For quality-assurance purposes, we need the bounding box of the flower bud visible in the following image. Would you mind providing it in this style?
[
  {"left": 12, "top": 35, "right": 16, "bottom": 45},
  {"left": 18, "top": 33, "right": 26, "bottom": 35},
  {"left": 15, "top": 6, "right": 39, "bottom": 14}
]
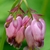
[
  {"left": 4, "top": 14, "right": 13, "bottom": 28},
  {"left": 31, "top": 17, "right": 45, "bottom": 47},
  {"left": 22, "top": 16, "right": 30, "bottom": 26},
  {"left": 6, "top": 21, "right": 15, "bottom": 38}
]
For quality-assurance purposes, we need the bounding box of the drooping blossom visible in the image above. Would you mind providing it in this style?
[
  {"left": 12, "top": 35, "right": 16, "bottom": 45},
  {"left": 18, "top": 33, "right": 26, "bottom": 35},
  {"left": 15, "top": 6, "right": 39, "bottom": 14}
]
[
  {"left": 5, "top": 14, "right": 31, "bottom": 48},
  {"left": 31, "top": 14, "right": 45, "bottom": 47},
  {"left": 4, "top": 0, "right": 46, "bottom": 50},
  {"left": 5, "top": 13, "right": 45, "bottom": 50},
  {"left": 24, "top": 14, "right": 45, "bottom": 49}
]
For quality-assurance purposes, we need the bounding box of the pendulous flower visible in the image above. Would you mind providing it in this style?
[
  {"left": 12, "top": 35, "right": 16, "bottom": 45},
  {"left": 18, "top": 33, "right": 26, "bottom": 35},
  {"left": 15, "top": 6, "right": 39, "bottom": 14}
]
[
  {"left": 5, "top": 14, "right": 31, "bottom": 48},
  {"left": 24, "top": 14, "right": 45, "bottom": 49},
  {"left": 4, "top": 0, "right": 46, "bottom": 50},
  {"left": 31, "top": 14, "right": 45, "bottom": 47}
]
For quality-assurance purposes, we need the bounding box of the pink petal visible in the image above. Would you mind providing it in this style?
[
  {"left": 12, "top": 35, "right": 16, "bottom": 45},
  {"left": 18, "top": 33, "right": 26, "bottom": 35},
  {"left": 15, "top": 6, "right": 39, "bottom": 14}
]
[
  {"left": 26, "top": 19, "right": 32, "bottom": 27},
  {"left": 15, "top": 26, "right": 24, "bottom": 43},
  {"left": 16, "top": 16, "right": 22, "bottom": 31},
  {"left": 32, "top": 14, "right": 40, "bottom": 20},
  {"left": 22, "top": 16, "right": 30, "bottom": 26},
  {"left": 6, "top": 14, "right": 13, "bottom": 23},
  {"left": 6, "top": 21, "right": 15, "bottom": 38},
  {"left": 31, "top": 19, "right": 45, "bottom": 47},
  {"left": 31, "top": 19, "right": 42, "bottom": 41},
  {"left": 25, "top": 25, "right": 34, "bottom": 47},
  {"left": 13, "top": 19, "right": 18, "bottom": 28},
  {"left": 39, "top": 18, "right": 46, "bottom": 39}
]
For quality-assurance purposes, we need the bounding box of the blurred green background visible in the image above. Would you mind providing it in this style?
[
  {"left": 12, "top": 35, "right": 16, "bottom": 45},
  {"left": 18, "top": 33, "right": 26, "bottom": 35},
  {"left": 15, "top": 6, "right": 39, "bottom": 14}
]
[{"left": 0, "top": 0, "right": 50, "bottom": 50}]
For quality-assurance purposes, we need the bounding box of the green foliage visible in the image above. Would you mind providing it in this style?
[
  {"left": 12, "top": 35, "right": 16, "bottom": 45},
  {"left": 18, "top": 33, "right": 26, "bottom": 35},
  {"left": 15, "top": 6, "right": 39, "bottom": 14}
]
[{"left": 0, "top": 0, "right": 50, "bottom": 50}]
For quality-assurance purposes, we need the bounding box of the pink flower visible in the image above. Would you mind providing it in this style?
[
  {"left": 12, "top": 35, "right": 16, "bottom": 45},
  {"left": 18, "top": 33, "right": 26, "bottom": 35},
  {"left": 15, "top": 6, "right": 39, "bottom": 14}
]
[
  {"left": 6, "top": 21, "right": 15, "bottom": 38},
  {"left": 5, "top": 16, "right": 22, "bottom": 38},
  {"left": 5, "top": 15, "right": 24, "bottom": 47},
  {"left": 25, "top": 14, "right": 45, "bottom": 48},
  {"left": 5, "top": 15, "right": 31, "bottom": 48},
  {"left": 31, "top": 16, "right": 45, "bottom": 47},
  {"left": 5, "top": 13, "right": 46, "bottom": 49}
]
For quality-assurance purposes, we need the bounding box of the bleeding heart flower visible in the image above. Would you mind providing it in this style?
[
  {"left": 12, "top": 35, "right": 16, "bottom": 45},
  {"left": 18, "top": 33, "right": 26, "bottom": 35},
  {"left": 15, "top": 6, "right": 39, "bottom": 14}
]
[
  {"left": 31, "top": 15, "right": 45, "bottom": 47},
  {"left": 5, "top": 13, "right": 46, "bottom": 49},
  {"left": 4, "top": 1, "right": 46, "bottom": 50},
  {"left": 5, "top": 16, "right": 22, "bottom": 38},
  {"left": 6, "top": 21, "right": 15, "bottom": 38},
  {"left": 5, "top": 14, "right": 32, "bottom": 48},
  {"left": 5, "top": 15, "right": 24, "bottom": 47}
]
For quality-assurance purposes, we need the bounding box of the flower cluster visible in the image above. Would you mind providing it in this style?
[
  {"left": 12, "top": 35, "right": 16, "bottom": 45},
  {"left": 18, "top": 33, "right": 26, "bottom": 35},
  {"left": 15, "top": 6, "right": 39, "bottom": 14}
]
[{"left": 5, "top": 12, "right": 45, "bottom": 50}]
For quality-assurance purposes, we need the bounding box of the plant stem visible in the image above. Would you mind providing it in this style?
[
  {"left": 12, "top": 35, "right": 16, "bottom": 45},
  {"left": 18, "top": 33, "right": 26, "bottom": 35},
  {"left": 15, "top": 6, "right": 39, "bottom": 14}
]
[
  {"left": 9, "top": 0, "right": 20, "bottom": 14},
  {"left": 0, "top": 28, "right": 6, "bottom": 50},
  {"left": 23, "top": 0, "right": 32, "bottom": 18},
  {"left": 11, "top": 0, "right": 19, "bottom": 10},
  {"left": 11, "top": 0, "right": 23, "bottom": 13},
  {"left": 20, "top": 0, "right": 23, "bottom": 5}
]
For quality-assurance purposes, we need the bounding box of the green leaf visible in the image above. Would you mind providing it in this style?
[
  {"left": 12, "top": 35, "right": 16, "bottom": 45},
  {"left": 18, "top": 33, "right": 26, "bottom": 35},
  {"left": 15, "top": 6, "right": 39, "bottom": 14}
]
[{"left": 0, "top": 28, "right": 6, "bottom": 50}]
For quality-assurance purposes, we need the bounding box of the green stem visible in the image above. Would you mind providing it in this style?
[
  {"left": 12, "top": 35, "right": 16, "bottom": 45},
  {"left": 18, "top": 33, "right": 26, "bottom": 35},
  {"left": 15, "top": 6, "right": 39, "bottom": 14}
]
[
  {"left": 23, "top": 0, "right": 32, "bottom": 18},
  {"left": 9, "top": 0, "right": 20, "bottom": 14},
  {"left": 0, "top": 28, "right": 6, "bottom": 50},
  {"left": 11, "top": 0, "right": 19, "bottom": 10},
  {"left": 13, "top": 0, "right": 23, "bottom": 19},
  {"left": 11, "top": 0, "right": 23, "bottom": 12},
  {"left": 20, "top": 0, "right": 23, "bottom": 5}
]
